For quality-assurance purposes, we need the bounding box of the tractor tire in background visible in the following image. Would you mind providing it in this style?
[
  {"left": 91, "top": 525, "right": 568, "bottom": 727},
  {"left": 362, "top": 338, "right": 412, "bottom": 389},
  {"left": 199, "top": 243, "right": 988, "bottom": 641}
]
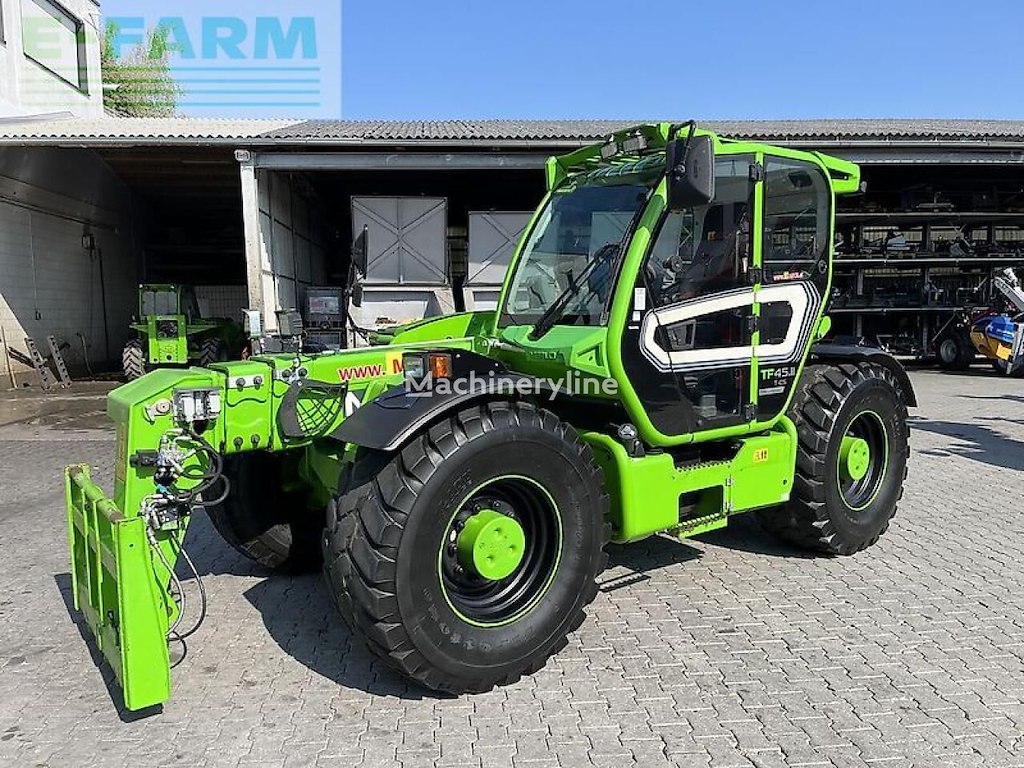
[
  {"left": 198, "top": 337, "right": 229, "bottom": 367},
  {"left": 122, "top": 339, "right": 146, "bottom": 380},
  {"left": 991, "top": 359, "right": 1024, "bottom": 378},
  {"left": 322, "top": 401, "right": 609, "bottom": 694},
  {"left": 758, "top": 362, "right": 909, "bottom": 555},
  {"left": 207, "top": 452, "right": 323, "bottom": 573},
  {"left": 937, "top": 328, "right": 975, "bottom": 371}
]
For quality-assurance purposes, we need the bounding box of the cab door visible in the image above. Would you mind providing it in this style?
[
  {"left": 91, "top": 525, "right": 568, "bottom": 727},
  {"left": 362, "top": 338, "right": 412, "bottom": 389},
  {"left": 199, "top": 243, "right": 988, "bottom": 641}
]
[
  {"left": 754, "top": 154, "right": 832, "bottom": 420},
  {"left": 619, "top": 153, "right": 758, "bottom": 438}
]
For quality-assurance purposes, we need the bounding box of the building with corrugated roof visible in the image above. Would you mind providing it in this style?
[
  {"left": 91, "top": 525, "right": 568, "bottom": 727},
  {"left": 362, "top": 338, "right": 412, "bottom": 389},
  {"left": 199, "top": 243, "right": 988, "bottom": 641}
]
[{"left": 2, "top": 115, "right": 1023, "bottom": 381}]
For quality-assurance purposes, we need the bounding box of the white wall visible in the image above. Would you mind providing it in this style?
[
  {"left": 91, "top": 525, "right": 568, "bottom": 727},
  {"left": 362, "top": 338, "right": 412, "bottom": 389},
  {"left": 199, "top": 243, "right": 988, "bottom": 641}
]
[
  {"left": 0, "top": 145, "right": 136, "bottom": 385},
  {"left": 253, "top": 170, "right": 327, "bottom": 331},
  {"left": 0, "top": 0, "right": 104, "bottom": 118}
]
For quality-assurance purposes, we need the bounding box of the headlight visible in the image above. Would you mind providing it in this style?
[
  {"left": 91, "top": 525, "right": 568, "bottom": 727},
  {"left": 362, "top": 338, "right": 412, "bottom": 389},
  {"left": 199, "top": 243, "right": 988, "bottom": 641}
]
[
  {"left": 622, "top": 133, "right": 648, "bottom": 153},
  {"left": 403, "top": 353, "right": 426, "bottom": 380},
  {"left": 402, "top": 352, "right": 452, "bottom": 380}
]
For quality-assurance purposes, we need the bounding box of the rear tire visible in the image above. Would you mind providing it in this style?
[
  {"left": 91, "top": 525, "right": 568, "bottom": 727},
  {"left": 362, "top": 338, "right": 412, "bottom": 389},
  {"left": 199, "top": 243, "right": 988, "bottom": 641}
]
[
  {"left": 207, "top": 452, "right": 323, "bottom": 573},
  {"left": 322, "top": 401, "right": 609, "bottom": 694},
  {"left": 758, "top": 363, "right": 909, "bottom": 555},
  {"left": 937, "top": 328, "right": 974, "bottom": 371},
  {"left": 199, "top": 337, "right": 229, "bottom": 367},
  {"left": 122, "top": 339, "right": 146, "bottom": 380}
]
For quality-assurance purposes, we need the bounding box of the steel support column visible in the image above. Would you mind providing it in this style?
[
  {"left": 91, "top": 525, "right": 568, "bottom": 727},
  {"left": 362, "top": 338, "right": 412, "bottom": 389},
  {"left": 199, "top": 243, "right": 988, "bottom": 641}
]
[{"left": 237, "top": 150, "right": 270, "bottom": 328}]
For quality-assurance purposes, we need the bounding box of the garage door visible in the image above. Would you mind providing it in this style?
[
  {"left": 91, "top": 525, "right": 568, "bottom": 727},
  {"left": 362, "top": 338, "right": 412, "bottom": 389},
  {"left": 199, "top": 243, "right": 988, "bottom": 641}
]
[{"left": 351, "top": 197, "right": 448, "bottom": 285}]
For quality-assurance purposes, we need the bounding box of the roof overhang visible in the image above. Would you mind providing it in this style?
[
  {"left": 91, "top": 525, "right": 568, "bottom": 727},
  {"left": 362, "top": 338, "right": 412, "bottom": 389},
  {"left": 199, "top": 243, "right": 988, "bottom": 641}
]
[{"left": 3, "top": 117, "right": 1024, "bottom": 165}]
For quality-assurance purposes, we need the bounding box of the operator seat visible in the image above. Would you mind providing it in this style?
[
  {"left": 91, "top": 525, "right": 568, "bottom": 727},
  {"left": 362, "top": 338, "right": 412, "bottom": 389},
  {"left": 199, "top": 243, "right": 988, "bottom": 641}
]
[{"left": 679, "top": 205, "right": 746, "bottom": 297}]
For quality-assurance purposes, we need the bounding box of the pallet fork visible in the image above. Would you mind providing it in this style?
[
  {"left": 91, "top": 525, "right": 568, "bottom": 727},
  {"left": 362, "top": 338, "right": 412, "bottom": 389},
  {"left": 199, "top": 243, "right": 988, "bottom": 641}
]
[{"left": 65, "top": 465, "right": 184, "bottom": 711}]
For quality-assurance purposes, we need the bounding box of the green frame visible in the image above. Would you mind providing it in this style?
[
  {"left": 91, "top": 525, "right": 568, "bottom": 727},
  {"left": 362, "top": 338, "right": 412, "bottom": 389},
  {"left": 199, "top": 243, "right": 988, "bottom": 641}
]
[{"left": 133, "top": 284, "right": 190, "bottom": 365}]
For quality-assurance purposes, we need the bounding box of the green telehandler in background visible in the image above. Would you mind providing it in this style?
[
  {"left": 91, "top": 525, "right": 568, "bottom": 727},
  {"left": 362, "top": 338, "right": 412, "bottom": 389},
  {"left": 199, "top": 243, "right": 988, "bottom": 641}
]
[
  {"left": 66, "top": 123, "right": 914, "bottom": 713},
  {"left": 122, "top": 283, "right": 247, "bottom": 380}
]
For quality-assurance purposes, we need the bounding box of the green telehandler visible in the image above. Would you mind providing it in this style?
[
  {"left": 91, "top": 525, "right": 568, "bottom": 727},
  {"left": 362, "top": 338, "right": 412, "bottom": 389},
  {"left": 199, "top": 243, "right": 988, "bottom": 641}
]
[
  {"left": 122, "top": 283, "right": 246, "bottom": 380},
  {"left": 66, "top": 123, "right": 914, "bottom": 712}
]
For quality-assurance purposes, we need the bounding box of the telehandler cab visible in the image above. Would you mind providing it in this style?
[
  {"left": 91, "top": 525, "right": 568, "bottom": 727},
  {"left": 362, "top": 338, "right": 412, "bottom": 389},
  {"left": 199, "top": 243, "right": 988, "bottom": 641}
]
[{"left": 65, "top": 123, "right": 914, "bottom": 711}]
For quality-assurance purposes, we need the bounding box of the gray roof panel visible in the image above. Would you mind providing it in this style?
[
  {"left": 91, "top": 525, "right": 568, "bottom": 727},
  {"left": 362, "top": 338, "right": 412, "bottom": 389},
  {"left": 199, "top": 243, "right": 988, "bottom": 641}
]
[
  {"left": 0, "top": 116, "right": 300, "bottom": 144},
  {"left": 264, "top": 118, "right": 1024, "bottom": 143},
  {"left": 259, "top": 119, "right": 637, "bottom": 142},
  {"left": 3, "top": 116, "right": 1024, "bottom": 147}
]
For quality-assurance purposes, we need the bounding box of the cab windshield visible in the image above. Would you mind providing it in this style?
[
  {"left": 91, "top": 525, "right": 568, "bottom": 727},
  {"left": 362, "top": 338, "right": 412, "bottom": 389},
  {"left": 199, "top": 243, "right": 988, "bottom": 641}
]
[
  {"left": 141, "top": 289, "right": 179, "bottom": 317},
  {"left": 501, "top": 182, "right": 651, "bottom": 326}
]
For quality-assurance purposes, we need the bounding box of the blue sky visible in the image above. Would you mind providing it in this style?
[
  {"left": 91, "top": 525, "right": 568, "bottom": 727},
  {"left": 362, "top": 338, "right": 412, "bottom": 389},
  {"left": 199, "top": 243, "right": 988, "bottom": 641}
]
[{"left": 102, "top": 0, "right": 1024, "bottom": 120}]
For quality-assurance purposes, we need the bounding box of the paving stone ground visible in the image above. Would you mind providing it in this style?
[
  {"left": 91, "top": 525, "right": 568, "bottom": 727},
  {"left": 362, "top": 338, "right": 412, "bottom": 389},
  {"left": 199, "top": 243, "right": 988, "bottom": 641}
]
[{"left": 1, "top": 369, "right": 1023, "bottom": 767}]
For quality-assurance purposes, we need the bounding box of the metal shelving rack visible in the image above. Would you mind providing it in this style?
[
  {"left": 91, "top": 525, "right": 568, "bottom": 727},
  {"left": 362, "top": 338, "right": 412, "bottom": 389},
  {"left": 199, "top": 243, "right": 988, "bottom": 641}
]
[{"left": 828, "top": 206, "right": 1024, "bottom": 357}]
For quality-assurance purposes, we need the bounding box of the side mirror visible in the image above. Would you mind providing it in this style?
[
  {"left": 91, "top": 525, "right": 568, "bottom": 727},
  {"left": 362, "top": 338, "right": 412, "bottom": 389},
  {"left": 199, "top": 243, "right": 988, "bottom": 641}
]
[
  {"left": 352, "top": 225, "right": 369, "bottom": 276},
  {"left": 666, "top": 134, "right": 715, "bottom": 211},
  {"left": 351, "top": 280, "right": 364, "bottom": 309}
]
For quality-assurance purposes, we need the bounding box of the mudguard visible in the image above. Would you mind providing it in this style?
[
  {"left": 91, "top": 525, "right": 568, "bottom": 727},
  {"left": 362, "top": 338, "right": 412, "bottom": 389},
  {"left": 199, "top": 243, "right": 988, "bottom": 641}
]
[
  {"left": 810, "top": 343, "right": 917, "bottom": 407},
  {"left": 331, "top": 372, "right": 548, "bottom": 452},
  {"left": 331, "top": 344, "right": 557, "bottom": 454}
]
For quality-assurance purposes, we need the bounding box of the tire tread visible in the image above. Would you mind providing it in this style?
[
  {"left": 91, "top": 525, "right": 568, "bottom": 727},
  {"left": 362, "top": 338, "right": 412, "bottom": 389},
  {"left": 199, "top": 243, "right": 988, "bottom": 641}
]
[{"left": 122, "top": 339, "right": 146, "bottom": 380}]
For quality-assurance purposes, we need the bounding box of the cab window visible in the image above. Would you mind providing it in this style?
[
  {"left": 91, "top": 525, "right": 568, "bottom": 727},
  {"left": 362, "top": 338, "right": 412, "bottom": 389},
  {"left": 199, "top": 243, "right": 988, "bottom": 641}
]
[
  {"left": 645, "top": 155, "right": 753, "bottom": 313},
  {"left": 763, "top": 157, "right": 830, "bottom": 291}
]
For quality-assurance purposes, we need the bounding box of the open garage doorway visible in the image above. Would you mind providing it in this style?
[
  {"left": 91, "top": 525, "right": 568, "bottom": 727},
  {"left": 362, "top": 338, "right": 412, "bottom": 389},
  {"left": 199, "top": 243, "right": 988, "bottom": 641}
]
[
  {"left": 100, "top": 147, "right": 253, "bottom": 344},
  {"left": 242, "top": 158, "right": 548, "bottom": 344}
]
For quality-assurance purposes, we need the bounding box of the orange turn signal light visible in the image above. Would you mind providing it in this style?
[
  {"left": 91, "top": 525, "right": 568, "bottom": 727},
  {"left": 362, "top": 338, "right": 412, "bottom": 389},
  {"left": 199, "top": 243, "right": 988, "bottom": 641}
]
[{"left": 428, "top": 353, "right": 452, "bottom": 379}]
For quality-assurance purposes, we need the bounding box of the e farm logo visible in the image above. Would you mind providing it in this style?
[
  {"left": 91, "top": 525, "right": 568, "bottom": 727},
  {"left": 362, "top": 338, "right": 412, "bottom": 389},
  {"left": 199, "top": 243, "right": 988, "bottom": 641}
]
[
  {"left": 107, "top": 1, "right": 342, "bottom": 117},
  {"left": 111, "top": 17, "right": 318, "bottom": 61}
]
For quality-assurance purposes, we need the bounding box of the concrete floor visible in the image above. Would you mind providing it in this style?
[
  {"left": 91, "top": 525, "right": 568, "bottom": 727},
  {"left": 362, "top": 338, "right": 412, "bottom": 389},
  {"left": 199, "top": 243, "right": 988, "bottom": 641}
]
[
  {"left": 0, "top": 381, "right": 116, "bottom": 434},
  {"left": 1, "top": 368, "right": 1023, "bottom": 767}
]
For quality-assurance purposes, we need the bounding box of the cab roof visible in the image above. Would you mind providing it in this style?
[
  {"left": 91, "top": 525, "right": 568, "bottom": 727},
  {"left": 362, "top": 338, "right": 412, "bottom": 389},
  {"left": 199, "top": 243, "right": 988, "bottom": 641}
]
[{"left": 547, "top": 122, "right": 860, "bottom": 196}]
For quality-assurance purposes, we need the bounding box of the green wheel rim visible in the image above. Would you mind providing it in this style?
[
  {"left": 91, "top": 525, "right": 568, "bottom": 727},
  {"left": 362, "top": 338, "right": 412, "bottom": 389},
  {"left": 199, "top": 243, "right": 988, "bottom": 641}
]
[
  {"left": 438, "top": 475, "right": 562, "bottom": 628},
  {"left": 456, "top": 509, "right": 527, "bottom": 581},
  {"left": 840, "top": 436, "right": 871, "bottom": 482},
  {"left": 837, "top": 410, "right": 889, "bottom": 511}
]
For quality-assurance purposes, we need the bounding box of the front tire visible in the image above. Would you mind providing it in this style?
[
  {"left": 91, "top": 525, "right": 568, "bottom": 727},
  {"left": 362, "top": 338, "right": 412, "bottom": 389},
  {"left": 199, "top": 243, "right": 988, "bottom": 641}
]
[
  {"left": 122, "top": 339, "right": 146, "bottom": 380},
  {"left": 322, "top": 401, "right": 609, "bottom": 694},
  {"left": 759, "top": 363, "right": 909, "bottom": 555},
  {"left": 207, "top": 452, "right": 323, "bottom": 572}
]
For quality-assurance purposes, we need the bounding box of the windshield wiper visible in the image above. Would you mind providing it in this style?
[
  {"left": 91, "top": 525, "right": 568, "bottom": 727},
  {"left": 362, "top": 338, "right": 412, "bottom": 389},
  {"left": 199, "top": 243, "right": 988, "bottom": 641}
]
[{"left": 528, "top": 243, "right": 617, "bottom": 341}]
